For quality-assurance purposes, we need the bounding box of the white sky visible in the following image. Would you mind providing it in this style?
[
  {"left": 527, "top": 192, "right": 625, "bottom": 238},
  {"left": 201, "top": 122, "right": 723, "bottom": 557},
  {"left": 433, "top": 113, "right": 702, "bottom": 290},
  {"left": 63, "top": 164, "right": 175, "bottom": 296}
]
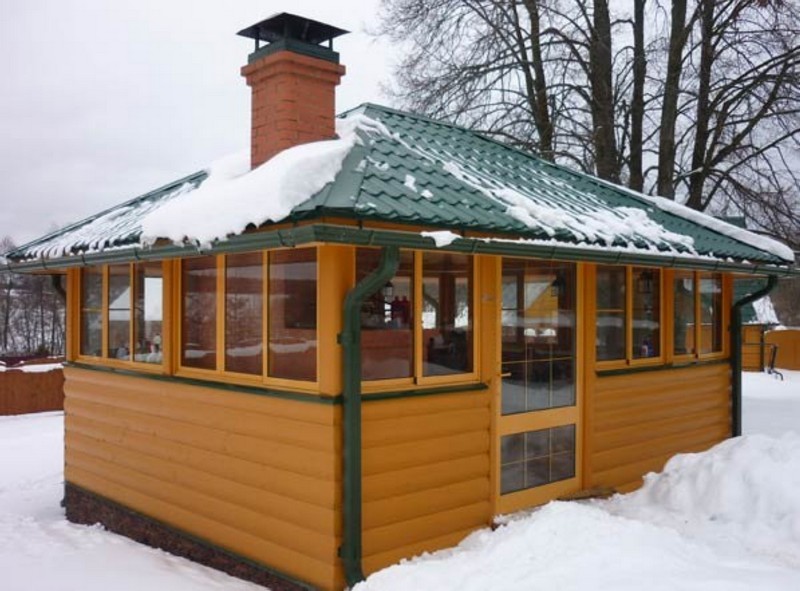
[{"left": 0, "top": 0, "right": 393, "bottom": 246}]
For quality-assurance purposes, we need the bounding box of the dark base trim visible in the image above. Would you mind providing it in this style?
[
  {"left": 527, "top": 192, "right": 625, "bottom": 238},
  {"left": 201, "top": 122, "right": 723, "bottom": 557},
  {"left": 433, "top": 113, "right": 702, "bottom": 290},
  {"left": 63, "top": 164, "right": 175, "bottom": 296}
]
[{"left": 64, "top": 483, "right": 317, "bottom": 591}]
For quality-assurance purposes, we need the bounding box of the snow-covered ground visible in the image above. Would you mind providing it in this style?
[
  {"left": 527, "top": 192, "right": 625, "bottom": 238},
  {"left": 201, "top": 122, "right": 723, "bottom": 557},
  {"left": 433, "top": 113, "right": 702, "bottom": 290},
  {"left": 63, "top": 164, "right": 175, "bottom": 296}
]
[{"left": 1, "top": 371, "right": 798, "bottom": 591}]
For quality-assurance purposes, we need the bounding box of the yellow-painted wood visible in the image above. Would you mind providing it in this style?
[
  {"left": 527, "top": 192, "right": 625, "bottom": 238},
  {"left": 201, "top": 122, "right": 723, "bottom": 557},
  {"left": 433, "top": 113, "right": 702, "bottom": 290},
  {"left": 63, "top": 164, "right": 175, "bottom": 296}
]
[
  {"left": 318, "top": 244, "right": 354, "bottom": 396},
  {"left": 66, "top": 269, "right": 79, "bottom": 362},
  {"left": 362, "top": 526, "right": 476, "bottom": 576},
  {"left": 586, "top": 363, "right": 730, "bottom": 492},
  {"left": 363, "top": 454, "right": 487, "bottom": 501},
  {"left": 63, "top": 366, "right": 342, "bottom": 591},
  {"left": 765, "top": 329, "right": 800, "bottom": 370}
]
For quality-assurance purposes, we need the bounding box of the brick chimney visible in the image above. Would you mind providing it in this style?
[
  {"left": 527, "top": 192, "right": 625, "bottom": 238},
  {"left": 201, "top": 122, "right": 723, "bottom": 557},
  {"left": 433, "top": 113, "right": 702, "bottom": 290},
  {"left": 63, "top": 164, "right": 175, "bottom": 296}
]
[{"left": 238, "top": 14, "right": 348, "bottom": 169}]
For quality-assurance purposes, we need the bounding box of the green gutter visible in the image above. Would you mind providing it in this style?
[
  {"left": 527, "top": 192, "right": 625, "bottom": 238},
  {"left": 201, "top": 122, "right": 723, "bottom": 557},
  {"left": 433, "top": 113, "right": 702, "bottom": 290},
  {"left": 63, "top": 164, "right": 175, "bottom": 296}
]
[
  {"left": 730, "top": 275, "right": 778, "bottom": 436},
  {"left": 338, "top": 246, "right": 399, "bottom": 587}
]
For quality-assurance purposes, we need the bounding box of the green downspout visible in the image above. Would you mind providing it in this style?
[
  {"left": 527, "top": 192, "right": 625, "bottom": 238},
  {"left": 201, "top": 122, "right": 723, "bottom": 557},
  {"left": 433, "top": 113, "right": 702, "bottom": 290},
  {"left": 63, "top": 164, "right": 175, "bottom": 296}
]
[
  {"left": 339, "top": 246, "right": 399, "bottom": 587},
  {"left": 730, "top": 274, "right": 778, "bottom": 436}
]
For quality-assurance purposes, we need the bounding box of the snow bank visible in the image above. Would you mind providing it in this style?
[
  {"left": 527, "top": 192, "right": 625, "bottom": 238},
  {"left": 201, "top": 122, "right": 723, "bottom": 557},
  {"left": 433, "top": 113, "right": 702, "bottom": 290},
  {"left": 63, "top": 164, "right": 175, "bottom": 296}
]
[
  {"left": 0, "top": 362, "right": 63, "bottom": 373},
  {"left": 608, "top": 433, "right": 800, "bottom": 567}
]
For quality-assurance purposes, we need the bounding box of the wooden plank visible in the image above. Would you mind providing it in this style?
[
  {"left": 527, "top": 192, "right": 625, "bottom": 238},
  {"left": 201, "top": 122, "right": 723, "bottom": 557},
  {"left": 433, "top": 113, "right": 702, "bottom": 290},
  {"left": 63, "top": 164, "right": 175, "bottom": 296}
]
[
  {"left": 363, "top": 478, "right": 490, "bottom": 530},
  {"left": 363, "top": 407, "right": 489, "bottom": 446},
  {"left": 67, "top": 450, "right": 339, "bottom": 563},
  {"left": 363, "top": 454, "right": 488, "bottom": 501},
  {"left": 363, "top": 431, "right": 490, "bottom": 476},
  {"left": 362, "top": 501, "right": 490, "bottom": 557},
  {"left": 67, "top": 430, "right": 340, "bottom": 535},
  {"left": 362, "top": 391, "right": 489, "bottom": 421},
  {"left": 362, "top": 526, "right": 477, "bottom": 576},
  {"left": 593, "top": 409, "right": 729, "bottom": 452}
]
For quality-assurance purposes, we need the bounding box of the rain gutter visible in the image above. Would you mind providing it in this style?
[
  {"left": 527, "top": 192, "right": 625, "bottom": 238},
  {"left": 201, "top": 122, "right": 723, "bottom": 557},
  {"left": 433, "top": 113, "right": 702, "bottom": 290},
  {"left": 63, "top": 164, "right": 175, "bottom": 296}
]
[
  {"left": 730, "top": 275, "right": 778, "bottom": 436},
  {"left": 338, "top": 245, "right": 399, "bottom": 587}
]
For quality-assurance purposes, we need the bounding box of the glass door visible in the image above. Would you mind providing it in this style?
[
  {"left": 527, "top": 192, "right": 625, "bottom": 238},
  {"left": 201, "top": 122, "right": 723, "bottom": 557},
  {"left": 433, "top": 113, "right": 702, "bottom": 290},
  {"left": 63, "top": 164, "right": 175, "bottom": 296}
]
[{"left": 497, "top": 258, "right": 581, "bottom": 513}]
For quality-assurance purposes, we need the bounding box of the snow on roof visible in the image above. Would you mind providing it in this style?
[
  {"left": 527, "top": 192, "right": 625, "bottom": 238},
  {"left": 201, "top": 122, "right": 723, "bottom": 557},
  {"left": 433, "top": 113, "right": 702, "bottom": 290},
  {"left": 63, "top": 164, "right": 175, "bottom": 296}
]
[{"left": 4, "top": 104, "right": 795, "bottom": 270}]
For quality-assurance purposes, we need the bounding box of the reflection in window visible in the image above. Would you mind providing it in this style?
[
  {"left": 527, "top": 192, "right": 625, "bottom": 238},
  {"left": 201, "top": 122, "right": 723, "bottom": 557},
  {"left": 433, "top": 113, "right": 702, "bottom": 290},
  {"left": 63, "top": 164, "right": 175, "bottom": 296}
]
[
  {"left": 501, "top": 259, "right": 576, "bottom": 415},
  {"left": 225, "top": 252, "right": 263, "bottom": 375},
  {"left": 501, "top": 425, "right": 576, "bottom": 494},
  {"left": 596, "top": 266, "right": 626, "bottom": 361},
  {"left": 80, "top": 267, "right": 103, "bottom": 357},
  {"left": 422, "top": 252, "right": 473, "bottom": 376},
  {"left": 358, "top": 249, "right": 414, "bottom": 380},
  {"left": 134, "top": 263, "right": 163, "bottom": 364},
  {"left": 700, "top": 273, "right": 723, "bottom": 354},
  {"left": 673, "top": 272, "right": 696, "bottom": 355},
  {"left": 632, "top": 268, "right": 660, "bottom": 359},
  {"left": 269, "top": 249, "right": 317, "bottom": 382},
  {"left": 107, "top": 265, "right": 131, "bottom": 359},
  {"left": 181, "top": 256, "right": 217, "bottom": 370}
]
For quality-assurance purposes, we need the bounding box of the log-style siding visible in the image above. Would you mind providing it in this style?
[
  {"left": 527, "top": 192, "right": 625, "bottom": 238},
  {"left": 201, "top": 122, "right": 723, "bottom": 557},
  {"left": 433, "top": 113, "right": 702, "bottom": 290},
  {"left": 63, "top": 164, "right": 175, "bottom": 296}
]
[
  {"left": 361, "top": 390, "right": 492, "bottom": 575},
  {"left": 63, "top": 366, "right": 343, "bottom": 591},
  {"left": 586, "top": 363, "right": 731, "bottom": 493}
]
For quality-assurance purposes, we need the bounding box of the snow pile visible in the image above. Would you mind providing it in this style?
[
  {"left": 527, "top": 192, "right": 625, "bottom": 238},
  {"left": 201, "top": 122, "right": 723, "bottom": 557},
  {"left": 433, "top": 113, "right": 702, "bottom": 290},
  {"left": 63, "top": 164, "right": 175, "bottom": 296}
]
[
  {"left": 140, "top": 118, "right": 368, "bottom": 246},
  {"left": 752, "top": 296, "right": 779, "bottom": 325},
  {"left": 421, "top": 230, "right": 460, "bottom": 247},
  {"left": 0, "top": 362, "right": 63, "bottom": 373},
  {"left": 607, "top": 433, "right": 800, "bottom": 567}
]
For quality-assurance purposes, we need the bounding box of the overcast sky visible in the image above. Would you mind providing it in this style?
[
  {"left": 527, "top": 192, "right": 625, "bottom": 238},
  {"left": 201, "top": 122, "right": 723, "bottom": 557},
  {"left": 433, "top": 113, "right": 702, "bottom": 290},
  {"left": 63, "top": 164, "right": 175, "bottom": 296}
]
[{"left": 0, "top": 0, "right": 394, "bottom": 246}]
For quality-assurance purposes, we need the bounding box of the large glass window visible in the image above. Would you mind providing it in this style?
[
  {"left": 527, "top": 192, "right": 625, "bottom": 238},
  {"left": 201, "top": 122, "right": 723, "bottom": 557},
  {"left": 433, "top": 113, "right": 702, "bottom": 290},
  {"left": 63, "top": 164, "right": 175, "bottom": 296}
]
[
  {"left": 501, "top": 260, "right": 576, "bottom": 415},
  {"left": 80, "top": 267, "right": 103, "bottom": 357},
  {"left": 225, "top": 252, "right": 264, "bottom": 375},
  {"left": 673, "top": 271, "right": 724, "bottom": 358},
  {"left": 358, "top": 249, "right": 414, "bottom": 380},
  {"left": 107, "top": 265, "right": 131, "bottom": 360},
  {"left": 423, "top": 252, "right": 473, "bottom": 376},
  {"left": 133, "top": 263, "right": 163, "bottom": 364},
  {"left": 596, "top": 266, "right": 626, "bottom": 361},
  {"left": 181, "top": 256, "right": 218, "bottom": 370},
  {"left": 269, "top": 249, "right": 317, "bottom": 382}
]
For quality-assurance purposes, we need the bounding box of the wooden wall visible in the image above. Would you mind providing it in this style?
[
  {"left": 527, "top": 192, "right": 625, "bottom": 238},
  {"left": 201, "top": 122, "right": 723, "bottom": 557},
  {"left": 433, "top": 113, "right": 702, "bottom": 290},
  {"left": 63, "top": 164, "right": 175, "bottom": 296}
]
[
  {"left": 0, "top": 366, "right": 64, "bottom": 415},
  {"left": 585, "top": 363, "right": 731, "bottom": 493},
  {"left": 63, "top": 366, "right": 343, "bottom": 591},
  {"left": 361, "top": 390, "right": 492, "bottom": 575},
  {"left": 765, "top": 329, "right": 800, "bottom": 370}
]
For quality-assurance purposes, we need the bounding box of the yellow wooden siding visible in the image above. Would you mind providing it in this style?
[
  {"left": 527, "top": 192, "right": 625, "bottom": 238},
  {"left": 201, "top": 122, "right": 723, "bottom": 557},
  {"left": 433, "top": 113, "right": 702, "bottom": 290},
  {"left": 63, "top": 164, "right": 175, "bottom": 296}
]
[
  {"left": 765, "top": 329, "right": 800, "bottom": 370},
  {"left": 587, "top": 363, "right": 731, "bottom": 492},
  {"left": 63, "top": 366, "right": 343, "bottom": 591},
  {"left": 361, "top": 390, "right": 492, "bottom": 575}
]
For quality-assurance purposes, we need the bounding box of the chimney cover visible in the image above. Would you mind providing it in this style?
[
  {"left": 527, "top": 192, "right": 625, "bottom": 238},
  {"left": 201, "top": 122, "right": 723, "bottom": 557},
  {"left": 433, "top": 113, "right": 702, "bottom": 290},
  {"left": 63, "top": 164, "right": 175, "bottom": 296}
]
[{"left": 238, "top": 13, "right": 349, "bottom": 48}]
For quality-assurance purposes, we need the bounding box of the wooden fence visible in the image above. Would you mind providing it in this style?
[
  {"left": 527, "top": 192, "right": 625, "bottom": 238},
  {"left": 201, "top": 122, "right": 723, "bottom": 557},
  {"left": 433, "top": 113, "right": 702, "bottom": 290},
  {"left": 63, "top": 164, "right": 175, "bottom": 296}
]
[
  {"left": 0, "top": 361, "right": 65, "bottom": 415},
  {"left": 765, "top": 329, "right": 800, "bottom": 371}
]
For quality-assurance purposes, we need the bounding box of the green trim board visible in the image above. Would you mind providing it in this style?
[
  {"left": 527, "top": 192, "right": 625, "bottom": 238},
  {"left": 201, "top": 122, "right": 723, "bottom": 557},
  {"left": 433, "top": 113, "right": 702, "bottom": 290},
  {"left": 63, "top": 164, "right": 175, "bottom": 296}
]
[{"left": 6, "top": 223, "right": 799, "bottom": 276}]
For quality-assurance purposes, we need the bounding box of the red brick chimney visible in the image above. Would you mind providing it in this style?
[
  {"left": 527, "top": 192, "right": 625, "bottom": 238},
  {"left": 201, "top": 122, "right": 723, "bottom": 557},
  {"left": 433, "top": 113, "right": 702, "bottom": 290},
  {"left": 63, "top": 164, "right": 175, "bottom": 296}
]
[{"left": 238, "top": 14, "right": 348, "bottom": 169}]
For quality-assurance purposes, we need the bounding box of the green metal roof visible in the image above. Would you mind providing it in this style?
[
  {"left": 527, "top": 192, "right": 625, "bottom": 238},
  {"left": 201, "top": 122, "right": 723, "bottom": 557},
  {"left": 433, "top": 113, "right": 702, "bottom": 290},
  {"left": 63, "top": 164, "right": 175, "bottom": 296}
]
[{"left": 4, "top": 103, "right": 795, "bottom": 271}]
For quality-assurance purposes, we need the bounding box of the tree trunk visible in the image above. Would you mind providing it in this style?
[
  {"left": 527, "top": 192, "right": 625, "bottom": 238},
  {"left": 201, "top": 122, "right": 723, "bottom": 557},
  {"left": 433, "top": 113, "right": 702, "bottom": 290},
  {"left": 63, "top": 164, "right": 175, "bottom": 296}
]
[
  {"left": 629, "top": 0, "right": 647, "bottom": 192},
  {"left": 522, "top": 0, "right": 554, "bottom": 161},
  {"left": 590, "top": 0, "right": 621, "bottom": 182},
  {"left": 656, "top": 0, "right": 688, "bottom": 198}
]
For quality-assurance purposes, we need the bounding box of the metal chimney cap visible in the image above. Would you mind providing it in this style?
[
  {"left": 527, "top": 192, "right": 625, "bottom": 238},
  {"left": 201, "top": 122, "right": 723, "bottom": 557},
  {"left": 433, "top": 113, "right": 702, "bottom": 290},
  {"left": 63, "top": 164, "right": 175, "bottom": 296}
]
[{"left": 237, "top": 13, "right": 349, "bottom": 46}]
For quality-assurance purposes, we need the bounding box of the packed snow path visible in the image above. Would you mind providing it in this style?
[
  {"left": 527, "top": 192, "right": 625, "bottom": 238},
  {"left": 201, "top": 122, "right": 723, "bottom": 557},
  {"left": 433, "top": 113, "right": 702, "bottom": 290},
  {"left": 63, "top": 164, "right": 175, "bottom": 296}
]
[{"left": 1, "top": 371, "right": 799, "bottom": 591}]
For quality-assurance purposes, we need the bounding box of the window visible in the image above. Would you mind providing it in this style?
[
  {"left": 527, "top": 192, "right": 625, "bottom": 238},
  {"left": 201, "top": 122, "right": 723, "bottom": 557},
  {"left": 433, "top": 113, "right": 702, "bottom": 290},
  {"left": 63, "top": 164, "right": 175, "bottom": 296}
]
[
  {"left": 358, "top": 249, "right": 414, "bottom": 380},
  {"left": 268, "top": 249, "right": 317, "bottom": 382},
  {"left": 181, "top": 256, "right": 217, "bottom": 370},
  {"left": 355, "top": 248, "right": 475, "bottom": 385},
  {"left": 595, "top": 265, "right": 662, "bottom": 364},
  {"left": 673, "top": 271, "right": 723, "bottom": 358},
  {"left": 500, "top": 425, "right": 576, "bottom": 494},
  {"left": 79, "top": 263, "right": 163, "bottom": 365},
  {"left": 225, "top": 252, "right": 263, "bottom": 375},
  {"left": 423, "top": 252, "right": 473, "bottom": 376},
  {"left": 501, "top": 260, "right": 576, "bottom": 415},
  {"left": 80, "top": 267, "right": 103, "bottom": 357}
]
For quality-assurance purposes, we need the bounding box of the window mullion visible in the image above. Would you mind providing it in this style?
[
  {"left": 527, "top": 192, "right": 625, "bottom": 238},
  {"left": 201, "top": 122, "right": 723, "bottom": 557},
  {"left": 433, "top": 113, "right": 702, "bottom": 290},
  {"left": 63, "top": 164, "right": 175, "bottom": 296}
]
[
  {"left": 101, "top": 265, "right": 109, "bottom": 359},
  {"left": 413, "top": 250, "right": 423, "bottom": 383},
  {"left": 625, "top": 267, "right": 633, "bottom": 364},
  {"left": 217, "top": 255, "right": 225, "bottom": 373},
  {"left": 262, "top": 251, "right": 269, "bottom": 383}
]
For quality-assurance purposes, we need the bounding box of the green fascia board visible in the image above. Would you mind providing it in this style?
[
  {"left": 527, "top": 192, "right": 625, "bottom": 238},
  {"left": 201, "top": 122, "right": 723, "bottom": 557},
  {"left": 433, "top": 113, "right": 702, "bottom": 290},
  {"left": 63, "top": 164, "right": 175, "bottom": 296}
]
[{"left": 7, "top": 223, "right": 796, "bottom": 277}]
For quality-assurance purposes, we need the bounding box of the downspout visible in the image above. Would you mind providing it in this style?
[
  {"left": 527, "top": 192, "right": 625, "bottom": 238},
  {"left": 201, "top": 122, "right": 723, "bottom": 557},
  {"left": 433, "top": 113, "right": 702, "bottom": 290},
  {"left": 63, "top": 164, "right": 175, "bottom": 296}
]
[
  {"left": 339, "top": 246, "right": 399, "bottom": 587},
  {"left": 730, "top": 274, "right": 778, "bottom": 436}
]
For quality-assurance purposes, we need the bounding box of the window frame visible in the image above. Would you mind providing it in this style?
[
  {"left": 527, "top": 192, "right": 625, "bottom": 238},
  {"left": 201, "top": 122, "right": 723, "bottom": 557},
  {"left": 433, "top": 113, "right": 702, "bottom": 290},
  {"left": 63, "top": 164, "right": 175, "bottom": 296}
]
[
  {"left": 359, "top": 248, "right": 481, "bottom": 393},
  {"left": 75, "top": 262, "right": 168, "bottom": 373},
  {"left": 671, "top": 270, "right": 728, "bottom": 363},
  {"left": 174, "top": 247, "right": 320, "bottom": 392},
  {"left": 595, "top": 265, "right": 666, "bottom": 369}
]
